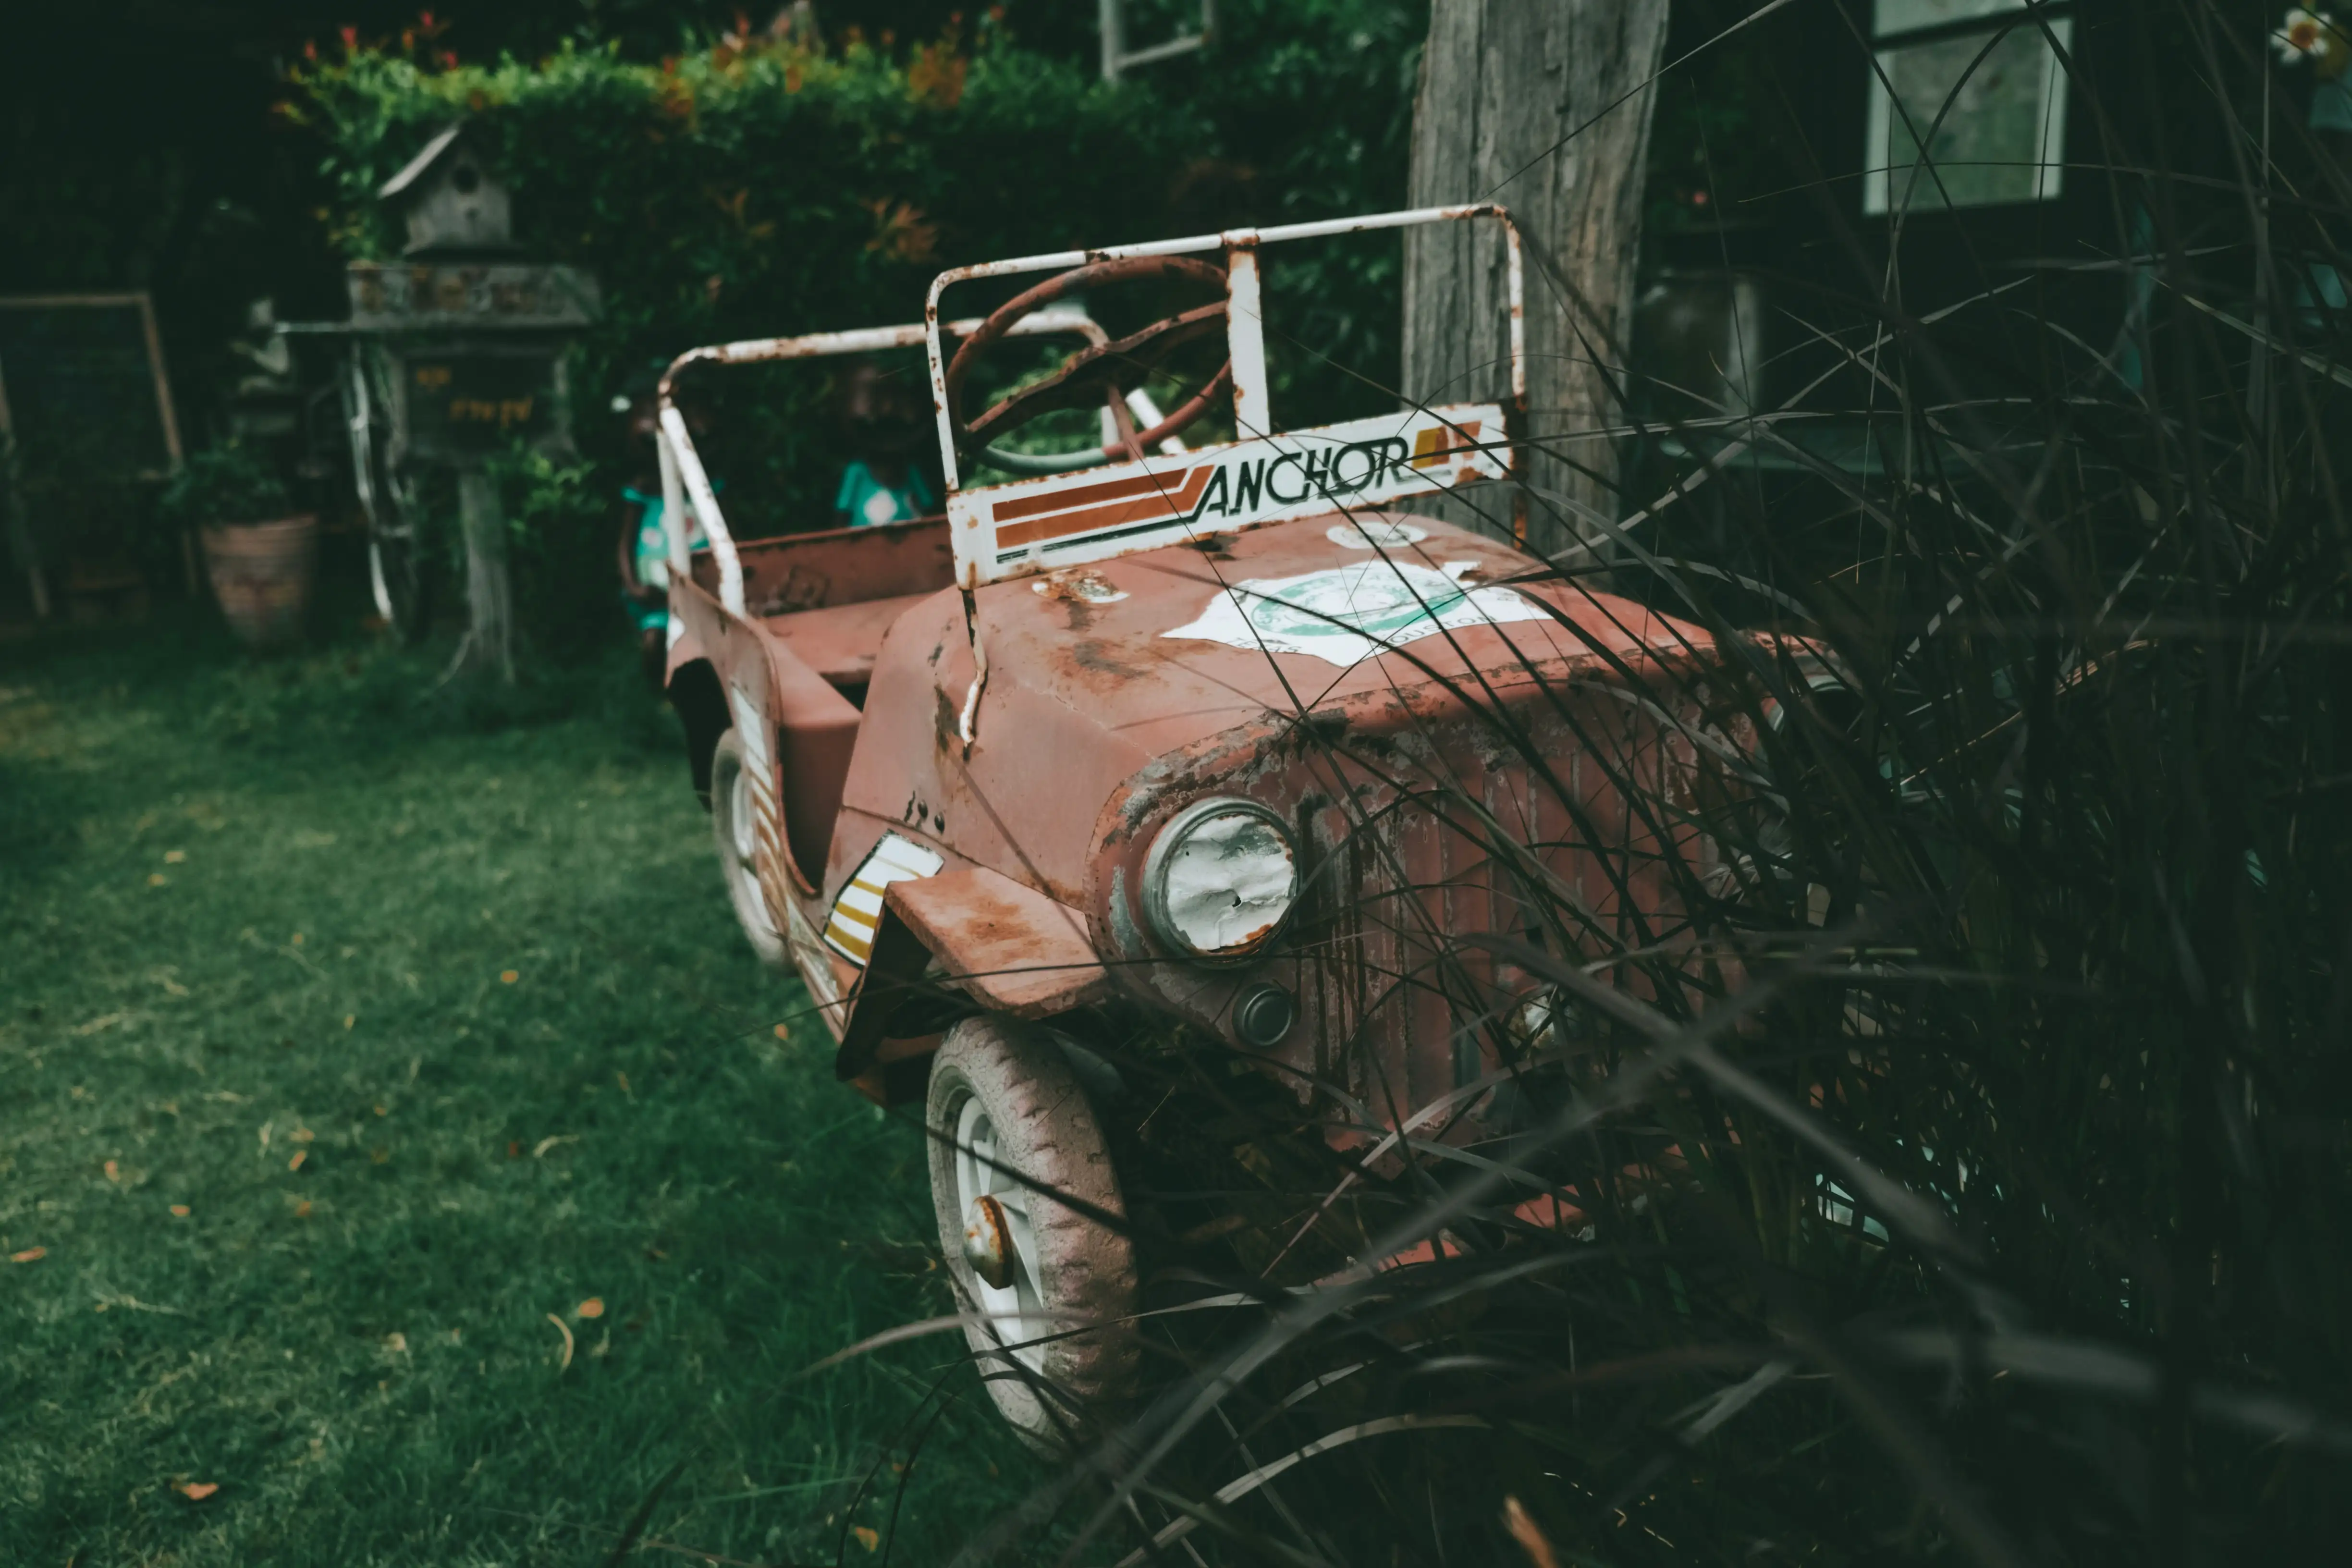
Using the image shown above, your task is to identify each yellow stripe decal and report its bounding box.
[821,832,945,966]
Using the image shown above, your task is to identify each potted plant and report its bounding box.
[162,441,315,650]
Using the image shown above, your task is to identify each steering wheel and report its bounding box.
[944,255,1234,476]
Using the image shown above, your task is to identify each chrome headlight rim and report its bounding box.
[1141,796,1299,964]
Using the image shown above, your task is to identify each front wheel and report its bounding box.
[709,730,786,966]
[926,1015,1138,1448]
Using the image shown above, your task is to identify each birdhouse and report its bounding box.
[378,123,514,257]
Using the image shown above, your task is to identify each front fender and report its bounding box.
[834,865,1110,1100]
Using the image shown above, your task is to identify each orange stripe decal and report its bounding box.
[997,465,1215,549]
[992,466,1173,523]
[1409,420,1481,469]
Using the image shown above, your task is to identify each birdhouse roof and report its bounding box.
[379,123,474,201]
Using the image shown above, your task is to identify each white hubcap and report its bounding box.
[727,760,759,889]
[953,1093,1047,1373]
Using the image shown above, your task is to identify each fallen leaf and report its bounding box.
[11,1247,44,1263]
[164,849,186,863]
[287,1151,307,1172]
[615,1070,632,1094]
[174,1480,220,1502]
[294,1200,313,1218]
[373,1103,388,1117]
[500,969,518,984]
[343,1015,356,1030]
[291,933,304,945]
[291,1127,315,1144]
[506,1141,521,1159]
[852,1526,881,1552]
[772,1023,790,1041]
[384,1332,407,1353]
[103,1159,121,1182]
[1503,1495,1557,1568]
[170,1204,191,1217]
[148,873,167,887]
[547,1312,575,1371]
[370,1147,390,1164]
[576,1297,605,1320]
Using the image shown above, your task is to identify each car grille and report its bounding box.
[1285,698,1716,1127]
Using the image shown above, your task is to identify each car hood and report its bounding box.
[831,507,1720,907]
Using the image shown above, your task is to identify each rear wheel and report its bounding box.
[709,730,785,966]
[926,1015,1138,1447]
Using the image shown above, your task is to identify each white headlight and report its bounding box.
[1143,799,1298,960]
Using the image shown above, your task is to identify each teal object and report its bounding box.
[623,484,711,633]
[2313,78,2352,132]
[834,461,934,528]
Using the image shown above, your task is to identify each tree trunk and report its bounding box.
[446,466,514,684]
[1403,0,1670,557]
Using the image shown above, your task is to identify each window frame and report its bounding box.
[1862,0,2076,217]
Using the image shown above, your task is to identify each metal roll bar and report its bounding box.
[921,204,1526,494]
[653,310,1105,615]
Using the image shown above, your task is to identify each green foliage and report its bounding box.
[487,442,614,659]
[295,21,1193,521]
[290,7,1428,647]
[157,440,294,529]
[1144,0,1431,418]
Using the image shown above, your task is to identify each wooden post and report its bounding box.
[0,334,49,617]
[2,469,49,619]
[1402,0,1669,558]
[446,465,514,683]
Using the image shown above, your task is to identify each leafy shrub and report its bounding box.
[158,439,294,528]
[289,6,1427,651]
[293,20,1190,538]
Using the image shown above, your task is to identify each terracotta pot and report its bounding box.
[201,515,318,650]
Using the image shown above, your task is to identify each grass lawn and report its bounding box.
[0,618,1044,1566]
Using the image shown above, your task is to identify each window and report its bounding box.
[1863,0,2073,215]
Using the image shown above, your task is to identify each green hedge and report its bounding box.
[292,6,1424,652]
[297,23,1189,330]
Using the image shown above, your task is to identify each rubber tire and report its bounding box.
[926,1015,1139,1448]
[709,730,786,966]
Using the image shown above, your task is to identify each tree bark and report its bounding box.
[1404,0,1670,557]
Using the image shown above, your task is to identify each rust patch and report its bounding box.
[888,866,1110,1017]
[933,683,963,753]
[1030,568,1127,634]
[1071,639,1150,679]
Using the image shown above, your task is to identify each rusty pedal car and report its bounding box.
[655,206,1749,1444]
